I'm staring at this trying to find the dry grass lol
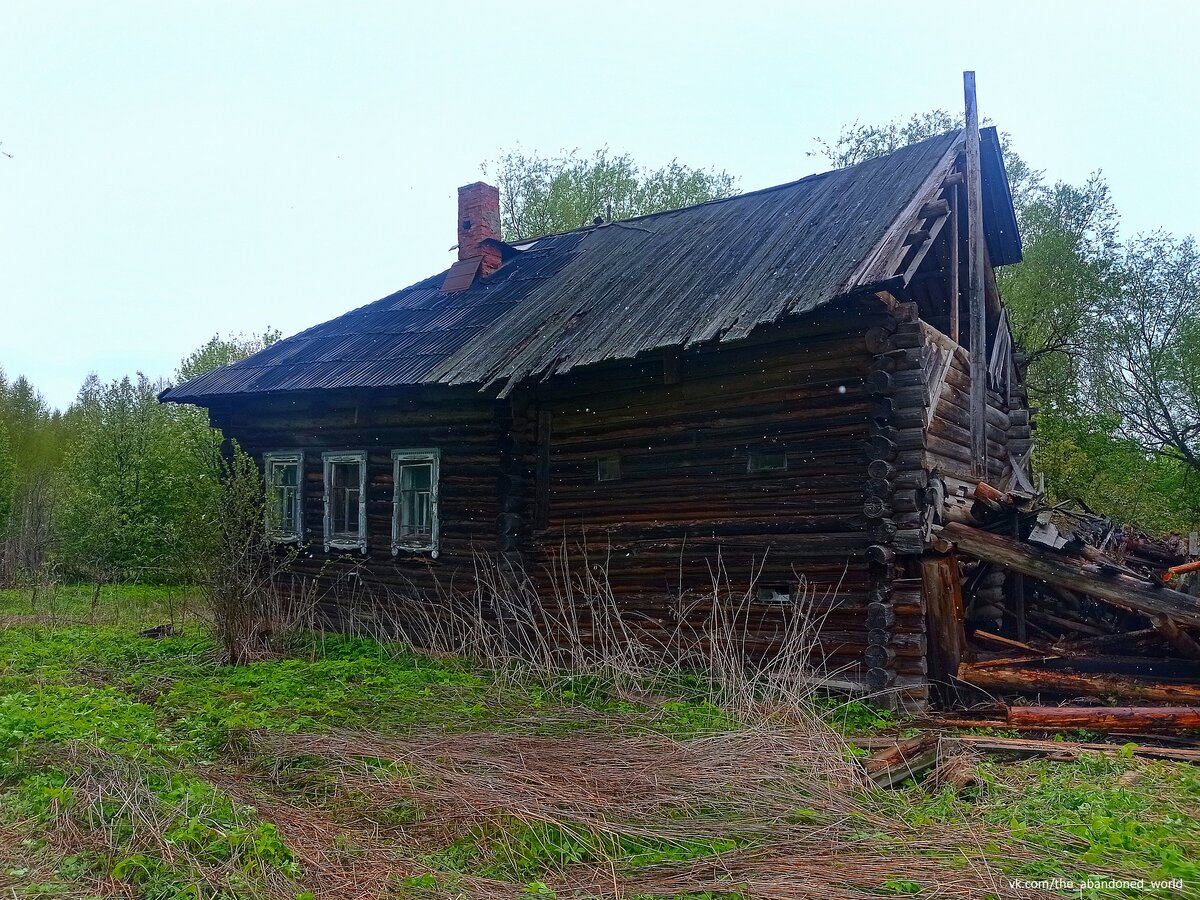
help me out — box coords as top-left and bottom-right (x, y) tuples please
(214, 725), (1063, 900)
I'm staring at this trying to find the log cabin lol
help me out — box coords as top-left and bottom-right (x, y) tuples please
(161, 100), (1029, 709)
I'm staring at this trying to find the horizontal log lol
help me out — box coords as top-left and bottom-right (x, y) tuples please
(1006, 705), (1200, 732)
(941, 521), (1200, 628)
(956, 661), (1200, 704)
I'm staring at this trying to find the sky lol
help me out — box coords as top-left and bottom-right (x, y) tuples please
(2, 1), (1197, 411)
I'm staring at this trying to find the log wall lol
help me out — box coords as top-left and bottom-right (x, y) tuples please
(526, 307), (888, 691)
(206, 388), (507, 620)
(200, 297), (1029, 711)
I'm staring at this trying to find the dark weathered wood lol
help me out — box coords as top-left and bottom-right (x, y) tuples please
(963, 72), (988, 478)
(1151, 616), (1200, 660)
(956, 661), (1200, 704)
(948, 181), (961, 344)
(922, 554), (965, 689)
(942, 521), (1200, 628)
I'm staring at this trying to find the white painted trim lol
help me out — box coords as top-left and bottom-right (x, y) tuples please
(391, 449), (440, 557)
(322, 451), (368, 552)
(263, 451), (304, 543)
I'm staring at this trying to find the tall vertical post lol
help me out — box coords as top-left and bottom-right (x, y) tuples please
(964, 71), (988, 479)
(949, 184), (960, 344)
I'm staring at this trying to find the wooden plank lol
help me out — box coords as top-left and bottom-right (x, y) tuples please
(953, 733), (1200, 764)
(963, 72), (988, 479)
(948, 183), (961, 344)
(534, 410), (551, 529)
(922, 554), (965, 690)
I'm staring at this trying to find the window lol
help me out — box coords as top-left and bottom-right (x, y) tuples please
(392, 449), (440, 555)
(322, 451), (367, 551)
(757, 584), (793, 604)
(748, 450), (788, 473)
(597, 456), (621, 482)
(264, 452), (303, 542)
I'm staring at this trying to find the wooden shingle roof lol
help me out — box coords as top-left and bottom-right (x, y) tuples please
(163, 129), (1019, 403)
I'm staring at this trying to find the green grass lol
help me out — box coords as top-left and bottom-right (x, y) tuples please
(1, 584), (1199, 899)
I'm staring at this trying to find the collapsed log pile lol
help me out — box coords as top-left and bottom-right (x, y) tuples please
(933, 483), (1200, 725)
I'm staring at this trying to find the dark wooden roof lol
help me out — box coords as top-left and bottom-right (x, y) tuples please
(163, 129), (1020, 403)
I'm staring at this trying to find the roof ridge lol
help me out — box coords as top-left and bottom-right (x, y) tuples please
(512, 129), (964, 243)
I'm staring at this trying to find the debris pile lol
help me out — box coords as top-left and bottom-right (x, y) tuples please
(934, 483), (1200, 726)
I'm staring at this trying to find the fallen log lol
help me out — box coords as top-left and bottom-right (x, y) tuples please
(956, 660), (1200, 705)
(941, 521), (1200, 628)
(1006, 705), (1200, 732)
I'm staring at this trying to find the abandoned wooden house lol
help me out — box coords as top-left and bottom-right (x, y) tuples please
(161, 95), (1030, 709)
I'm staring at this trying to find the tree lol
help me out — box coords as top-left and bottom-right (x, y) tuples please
(55, 373), (221, 582)
(997, 175), (1119, 406)
(809, 109), (1043, 209)
(485, 147), (738, 242)
(0, 420), (13, 539)
(1091, 234), (1200, 473)
(176, 329), (281, 383)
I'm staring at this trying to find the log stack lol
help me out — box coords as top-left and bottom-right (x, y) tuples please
(936, 483), (1200, 720)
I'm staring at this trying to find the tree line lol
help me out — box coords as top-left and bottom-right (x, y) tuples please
(0, 332), (278, 585)
(1, 127), (1195, 587)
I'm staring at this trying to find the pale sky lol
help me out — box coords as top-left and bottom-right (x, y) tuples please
(3, 1), (1197, 410)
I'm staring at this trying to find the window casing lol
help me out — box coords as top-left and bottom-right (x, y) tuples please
(264, 452), (303, 542)
(322, 451), (367, 551)
(392, 449), (439, 556)
(597, 456), (621, 482)
(748, 450), (788, 473)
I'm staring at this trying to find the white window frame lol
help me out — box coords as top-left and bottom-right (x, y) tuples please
(322, 451), (368, 552)
(263, 451), (304, 543)
(391, 449), (440, 557)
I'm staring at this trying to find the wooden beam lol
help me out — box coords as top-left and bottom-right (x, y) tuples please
(922, 554), (966, 691)
(956, 661), (1200, 705)
(1151, 615), (1200, 659)
(948, 181), (961, 344)
(919, 199), (951, 219)
(1005, 705), (1200, 732)
(940, 521), (1200, 628)
(964, 72), (988, 477)
(953, 733), (1200, 764)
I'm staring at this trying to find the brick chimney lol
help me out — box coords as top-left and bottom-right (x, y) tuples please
(457, 181), (502, 276)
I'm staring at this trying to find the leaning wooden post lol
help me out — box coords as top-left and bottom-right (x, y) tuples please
(963, 71), (987, 478)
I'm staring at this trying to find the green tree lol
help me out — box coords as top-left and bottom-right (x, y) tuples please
(486, 147), (737, 242)
(998, 174), (1119, 406)
(175, 329), (281, 383)
(1091, 234), (1200, 474)
(0, 420), (13, 538)
(56, 373), (221, 582)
